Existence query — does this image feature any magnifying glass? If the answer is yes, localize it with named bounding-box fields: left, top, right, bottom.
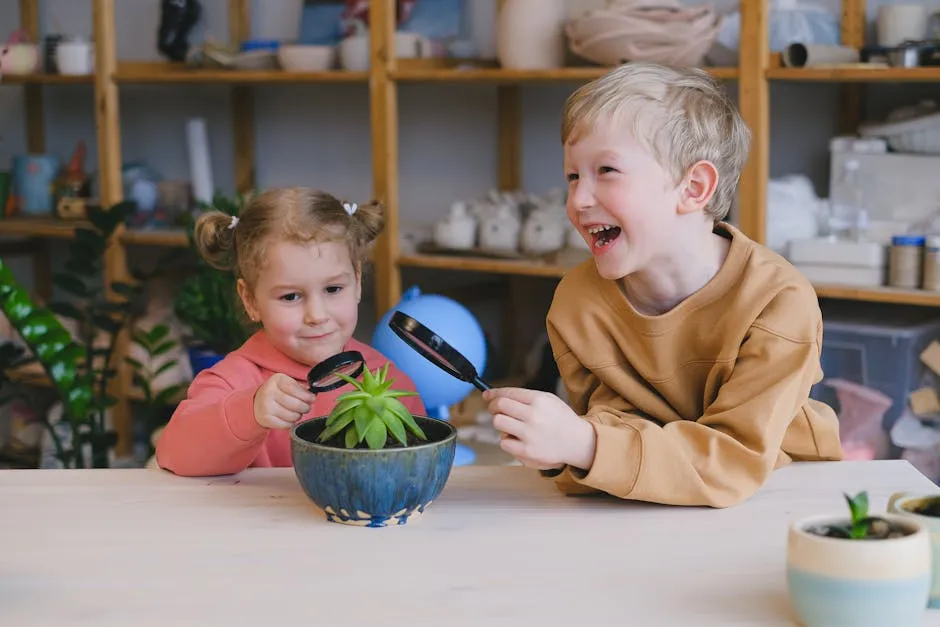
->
left=306, top=350, right=366, bottom=393
left=388, top=311, right=491, bottom=392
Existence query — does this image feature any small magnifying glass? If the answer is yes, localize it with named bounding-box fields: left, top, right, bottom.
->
left=306, top=350, right=366, bottom=393
left=388, top=311, right=491, bottom=392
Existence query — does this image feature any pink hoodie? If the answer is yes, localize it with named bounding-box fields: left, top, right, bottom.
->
left=155, top=331, right=427, bottom=477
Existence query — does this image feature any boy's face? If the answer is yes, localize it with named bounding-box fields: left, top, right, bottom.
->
left=563, top=117, right=682, bottom=281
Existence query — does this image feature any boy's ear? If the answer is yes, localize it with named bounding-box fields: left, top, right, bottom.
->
left=677, top=160, right=719, bottom=215
left=237, top=278, right=260, bottom=323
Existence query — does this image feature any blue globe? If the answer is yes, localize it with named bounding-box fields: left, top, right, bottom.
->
left=372, top=286, right=487, bottom=412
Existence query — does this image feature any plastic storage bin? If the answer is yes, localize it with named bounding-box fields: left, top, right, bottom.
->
left=812, top=313, right=940, bottom=431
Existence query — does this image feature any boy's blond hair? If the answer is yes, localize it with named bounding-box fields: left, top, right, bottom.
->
left=561, top=62, right=751, bottom=222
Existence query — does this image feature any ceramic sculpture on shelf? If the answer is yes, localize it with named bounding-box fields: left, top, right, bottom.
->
left=520, top=205, right=566, bottom=255
left=433, top=201, right=477, bottom=250
left=479, top=202, right=521, bottom=253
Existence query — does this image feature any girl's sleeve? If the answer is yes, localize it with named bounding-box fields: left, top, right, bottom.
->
left=155, top=368, right=268, bottom=477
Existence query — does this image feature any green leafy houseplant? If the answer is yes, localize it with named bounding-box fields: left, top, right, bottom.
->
left=0, top=202, right=143, bottom=468
left=173, top=192, right=253, bottom=357
left=317, top=364, right=427, bottom=450
left=124, top=323, right=186, bottom=457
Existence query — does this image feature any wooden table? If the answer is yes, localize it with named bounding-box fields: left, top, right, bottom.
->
left=2, top=460, right=939, bottom=626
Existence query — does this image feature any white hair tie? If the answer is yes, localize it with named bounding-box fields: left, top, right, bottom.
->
left=227, top=216, right=239, bottom=230
left=343, top=202, right=358, bottom=216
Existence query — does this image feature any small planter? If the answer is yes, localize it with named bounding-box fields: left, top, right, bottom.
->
left=186, top=345, right=224, bottom=376
left=787, top=495, right=932, bottom=627
left=888, top=491, right=940, bottom=608
left=290, top=416, right=457, bottom=527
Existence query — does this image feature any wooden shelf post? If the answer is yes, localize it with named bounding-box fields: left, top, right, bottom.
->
left=370, top=0, right=401, bottom=318
left=229, top=0, right=255, bottom=194
left=93, top=0, right=134, bottom=457
left=737, top=0, right=769, bottom=244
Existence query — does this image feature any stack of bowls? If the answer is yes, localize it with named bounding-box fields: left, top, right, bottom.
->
left=565, top=0, right=722, bottom=67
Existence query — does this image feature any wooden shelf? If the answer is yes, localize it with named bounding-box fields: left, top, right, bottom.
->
left=391, top=65, right=738, bottom=83
left=0, top=73, right=94, bottom=85
left=121, top=229, right=188, bottom=247
left=398, top=253, right=575, bottom=278
left=114, top=61, right=368, bottom=84
left=814, top=284, right=940, bottom=307
left=767, top=65, right=940, bottom=82
left=1, top=218, right=189, bottom=247
left=5, top=362, right=186, bottom=404
left=1, top=217, right=87, bottom=239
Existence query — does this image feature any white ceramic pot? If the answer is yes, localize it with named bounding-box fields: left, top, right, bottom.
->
left=521, top=207, right=566, bottom=255
left=496, top=0, right=566, bottom=70
left=56, top=40, right=94, bottom=75
left=787, top=512, right=931, bottom=627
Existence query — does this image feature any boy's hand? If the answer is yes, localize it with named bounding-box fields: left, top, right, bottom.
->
left=483, top=387, right=596, bottom=471
left=253, top=374, right=317, bottom=430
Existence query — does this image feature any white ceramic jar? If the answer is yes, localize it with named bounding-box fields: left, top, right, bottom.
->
left=496, top=0, right=566, bottom=70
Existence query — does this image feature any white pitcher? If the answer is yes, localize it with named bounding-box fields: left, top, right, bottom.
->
left=496, top=0, right=566, bottom=70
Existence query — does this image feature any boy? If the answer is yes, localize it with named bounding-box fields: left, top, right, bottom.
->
left=483, top=62, right=843, bottom=508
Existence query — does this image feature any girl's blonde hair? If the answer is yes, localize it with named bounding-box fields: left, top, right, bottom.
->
left=561, top=62, right=751, bottom=222
left=193, top=187, right=384, bottom=287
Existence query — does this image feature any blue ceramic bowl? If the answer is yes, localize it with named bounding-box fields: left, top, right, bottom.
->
left=290, top=416, right=457, bottom=527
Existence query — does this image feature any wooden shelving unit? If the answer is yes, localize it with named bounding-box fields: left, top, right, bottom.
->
left=4, top=0, right=940, bottom=456
left=114, top=61, right=368, bottom=84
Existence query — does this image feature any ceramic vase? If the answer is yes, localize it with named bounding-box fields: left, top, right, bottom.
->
left=496, top=0, right=566, bottom=70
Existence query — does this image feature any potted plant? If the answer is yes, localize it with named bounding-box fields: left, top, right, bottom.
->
left=787, top=491, right=932, bottom=627
left=0, top=201, right=145, bottom=468
left=290, top=363, right=456, bottom=527
left=172, top=191, right=253, bottom=375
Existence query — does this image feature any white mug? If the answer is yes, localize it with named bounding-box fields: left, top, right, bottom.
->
left=339, top=31, right=433, bottom=71
left=56, top=40, right=94, bottom=75
left=877, top=4, right=936, bottom=47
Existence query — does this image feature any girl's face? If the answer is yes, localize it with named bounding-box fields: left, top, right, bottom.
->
left=238, top=240, right=361, bottom=368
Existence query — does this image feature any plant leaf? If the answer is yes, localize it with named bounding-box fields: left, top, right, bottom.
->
left=124, top=356, right=145, bottom=371
left=151, top=340, right=177, bottom=357
left=361, top=365, right=378, bottom=394
left=344, top=426, right=358, bottom=448
left=378, top=411, right=408, bottom=446
left=353, top=406, right=371, bottom=440
left=318, top=410, right=357, bottom=442
left=154, top=384, right=186, bottom=406
left=386, top=398, right=426, bottom=440
left=48, top=301, right=84, bottom=321
left=328, top=396, right=364, bottom=422
left=364, top=418, right=387, bottom=449
left=146, top=324, right=170, bottom=344
left=153, top=360, right=179, bottom=378
left=386, top=390, right=419, bottom=398
left=844, top=491, right=868, bottom=526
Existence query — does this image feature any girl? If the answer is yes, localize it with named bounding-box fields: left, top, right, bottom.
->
left=155, top=187, right=426, bottom=476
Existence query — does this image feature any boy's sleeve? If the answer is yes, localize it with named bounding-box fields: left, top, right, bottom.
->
left=155, top=368, right=268, bottom=477
left=547, top=314, right=842, bottom=508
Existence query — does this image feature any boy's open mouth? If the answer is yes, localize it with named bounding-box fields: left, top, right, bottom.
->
left=587, top=224, right=621, bottom=250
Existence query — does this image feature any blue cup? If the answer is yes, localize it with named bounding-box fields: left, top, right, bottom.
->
left=13, top=154, right=60, bottom=215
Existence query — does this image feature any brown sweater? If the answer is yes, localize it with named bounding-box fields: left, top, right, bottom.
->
left=545, top=222, right=843, bottom=508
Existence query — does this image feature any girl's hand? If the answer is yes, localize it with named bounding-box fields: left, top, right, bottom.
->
left=253, top=374, right=317, bottom=430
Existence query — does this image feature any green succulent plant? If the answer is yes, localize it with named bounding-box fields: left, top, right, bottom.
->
left=317, top=363, right=427, bottom=450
